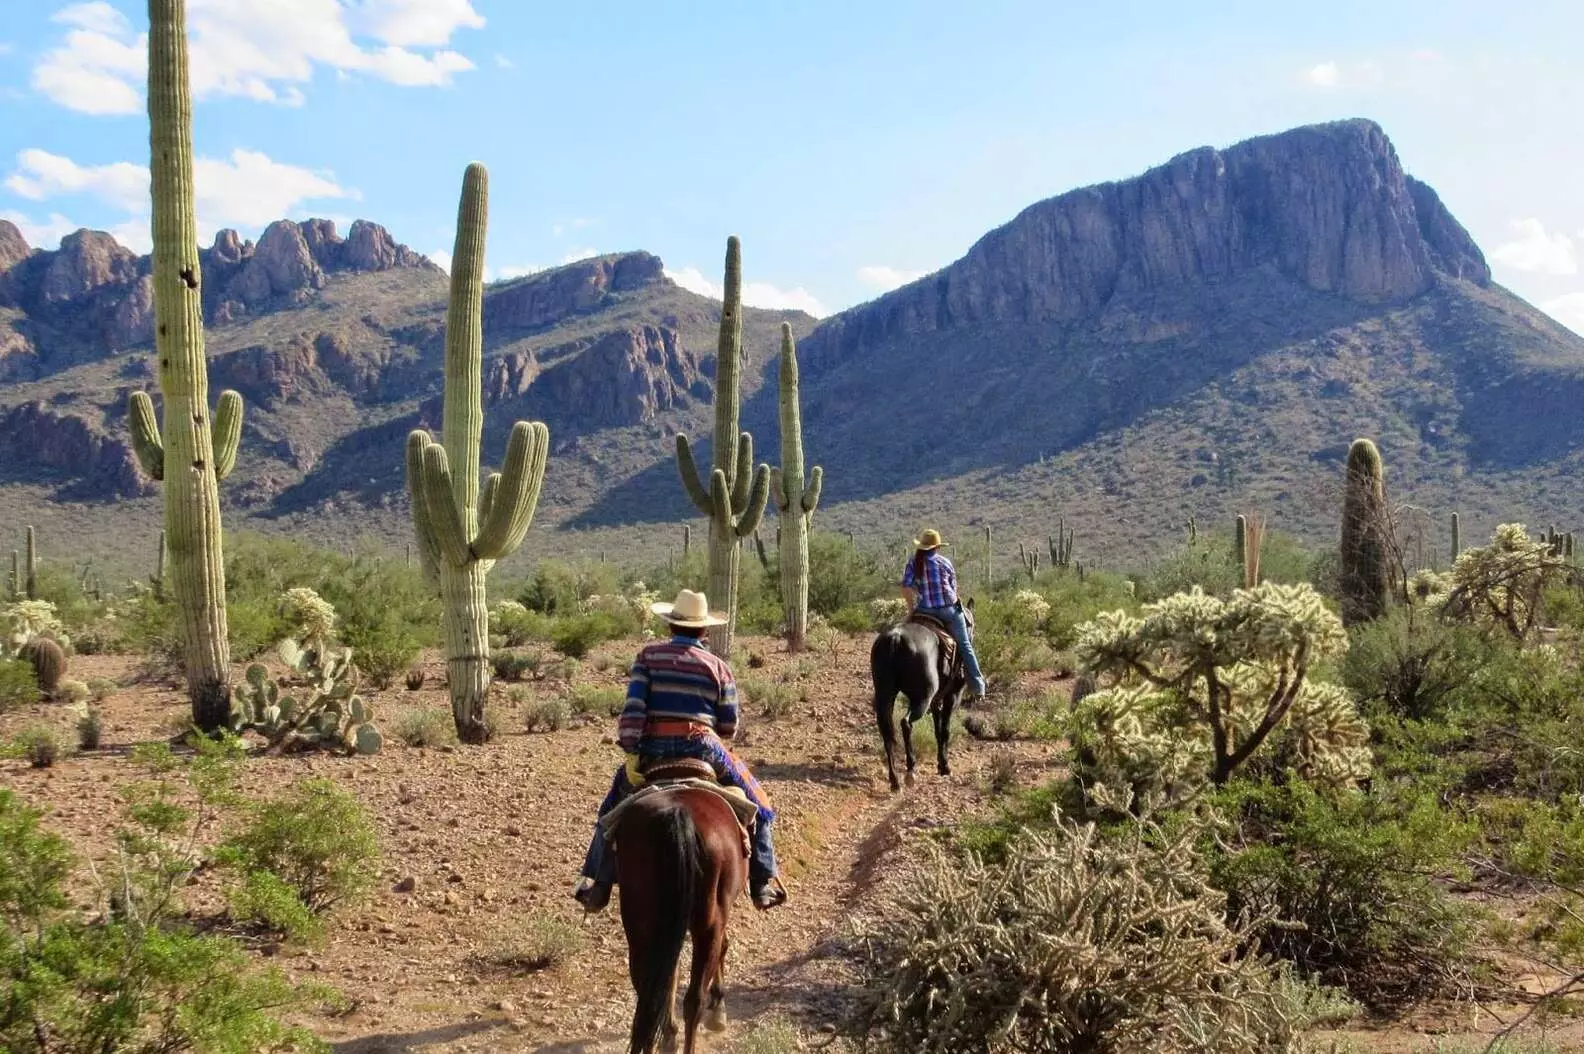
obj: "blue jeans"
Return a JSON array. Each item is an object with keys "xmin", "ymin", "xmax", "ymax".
[
  {"xmin": 580, "ymin": 741, "xmax": 779, "ymax": 888},
  {"xmin": 915, "ymin": 603, "xmax": 985, "ymax": 692}
]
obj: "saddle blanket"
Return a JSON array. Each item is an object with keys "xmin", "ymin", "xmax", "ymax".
[{"xmin": 599, "ymin": 778, "xmax": 759, "ymax": 843}]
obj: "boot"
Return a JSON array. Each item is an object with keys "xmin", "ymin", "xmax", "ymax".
[
  {"xmin": 572, "ymin": 877, "xmax": 612, "ymax": 914},
  {"xmin": 750, "ymin": 874, "xmax": 787, "ymax": 911}
]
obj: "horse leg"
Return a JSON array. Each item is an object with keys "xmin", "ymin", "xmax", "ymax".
[
  {"xmin": 874, "ymin": 687, "xmax": 902, "ymax": 792},
  {"xmin": 935, "ymin": 691, "xmax": 957, "ymax": 777},
  {"xmin": 900, "ymin": 703, "xmax": 918, "ymax": 787},
  {"xmin": 659, "ymin": 964, "xmax": 681, "ymax": 1053},
  {"xmin": 704, "ymin": 933, "xmax": 729, "ymax": 1032}
]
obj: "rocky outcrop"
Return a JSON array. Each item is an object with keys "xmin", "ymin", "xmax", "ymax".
[
  {"xmin": 0, "ymin": 401, "xmax": 150, "ymax": 497},
  {"xmin": 801, "ymin": 119, "xmax": 1490, "ymax": 370},
  {"xmin": 0, "ymin": 221, "xmax": 30, "ymax": 276},
  {"xmin": 345, "ymin": 220, "xmax": 426, "ymax": 271},
  {"xmin": 494, "ymin": 324, "xmax": 708, "ymax": 427},
  {"xmin": 229, "ymin": 221, "xmax": 326, "ymax": 307},
  {"xmin": 483, "ymin": 252, "xmax": 665, "ymax": 336},
  {"xmin": 39, "ymin": 231, "xmax": 141, "ymax": 305},
  {"xmin": 208, "ymin": 337, "xmax": 325, "ymax": 407}
]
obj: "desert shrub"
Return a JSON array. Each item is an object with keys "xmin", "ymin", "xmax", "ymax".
[
  {"xmin": 75, "ymin": 704, "xmax": 102, "ymax": 750},
  {"xmin": 347, "ymin": 623, "xmax": 420, "ymax": 690},
  {"xmin": 492, "ymin": 648, "xmax": 542, "ymax": 682},
  {"xmin": 525, "ymin": 697, "xmax": 571, "ymax": 732},
  {"xmin": 1135, "ymin": 533, "xmax": 1242, "ymax": 602},
  {"xmin": 741, "ymin": 675, "xmax": 796, "ymax": 720},
  {"xmin": 1206, "ymin": 778, "xmax": 1474, "ymax": 1009},
  {"xmin": 226, "ymin": 596, "xmax": 287, "ymax": 660},
  {"xmin": 473, "ymin": 916, "xmax": 585, "ymax": 974},
  {"xmin": 1472, "ymin": 796, "xmax": 1584, "ymax": 962},
  {"xmin": 0, "ymin": 759, "xmax": 332, "ymax": 1053},
  {"xmin": 847, "ymin": 807, "xmax": 1296, "ymax": 1053},
  {"xmin": 391, "ymin": 708, "xmax": 456, "ymax": 748},
  {"xmin": 0, "ymin": 658, "xmax": 39, "ymax": 710},
  {"xmin": 404, "ymin": 666, "xmax": 425, "ymax": 690},
  {"xmin": 519, "ymin": 559, "xmax": 623, "ymax": 616},
  {"xmin": 731, "ymin": 1014, "xmax": 801, "ymax": 1054},
  {"xmin": 828, "ymin": 603, "xmax": 873, "ymax": 635},
  {"xmin": 1342, "ymin": 606, "xmax": 1498, "ymax": 721},
  {"xmin": 86, "ymin": 676, "xmax": 117, "ymax": 701},
  {"xmin": 550, "ymin": 612, "xmax": 626, "ymax": 659},
  {"xmin": 217, "ymin": 778, "xmax": 379, "ymax": 934},
  {"xmin": 985, "ymin": 751, "xmax": 1018, "ymax": 796},
  {"xmin": 570, "ymin": 683, "xmax": 626, "ymax": 719},
  {"xmin": 11, "ymin": 724, "xmax": 67, "ymax": 768},
  {"xmin": 54, "ymin": 678, "xmax": 89, "ymax": 705},
  {"xmin": 490, "ymin": 599, "xmax": 550, "ymax": 646}
]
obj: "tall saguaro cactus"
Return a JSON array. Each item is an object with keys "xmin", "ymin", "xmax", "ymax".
[
  {"xmin": 675, "ymin": 236, "xmax": 771, "ymax": 658},
  {"xmin": 1339, "ymin": 438, "xmax": 1389, "ymax": 626},
  {"xmin": 126, "ymin": 0, "xmax": 245, "ymax": 731},
  {"xmin": 406, "ymin": 163, "xmax": 550, "ymax": 744},
  {"xmin": 771, "ymin": 323, "xmax": 822, "ymax": 652}
]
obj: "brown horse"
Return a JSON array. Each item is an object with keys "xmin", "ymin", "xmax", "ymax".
[{"xmin": 614, "ymin": 785, "xmax": 747, "ymax": 1054}]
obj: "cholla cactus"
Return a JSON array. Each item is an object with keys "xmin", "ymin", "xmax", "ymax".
[
  {"xmin": 1074, "ymin": 582, "xmax": 1362, "ymax": 789},
  {"xmin": 2, "ymin": 599, "xmax": 64, "ymax": 653},
  {"xmin": 1405, "ymin": 568, "xmax": 1453, "ymax": 608},
  {"xmin": 1011, "ymin": 588, "xmax": 1051, "ymax": 624},
  {"xmin": 1442, "ymin": 523, "xmax": 1569, "ymax": 640},
  {"xmin": 846, "ymin": 807, "xmax": 1296, "ymax": 1053},
  {"xmin": 282, "ymin": 587, "xmax": 337, "ymax": 653},
  {"xmin": 868, "ymin": 596, "xmax": 909, "ymax": 629}
]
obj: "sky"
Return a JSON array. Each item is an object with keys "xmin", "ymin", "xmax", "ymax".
[{"xmin": 1, "ymin": 0, "xmax": 1583, "ymax": 332}]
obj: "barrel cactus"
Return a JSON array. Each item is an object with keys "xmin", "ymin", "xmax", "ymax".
[
  {"xmin": 125, "ymin": 0, "xmax": 246, "ymax": 732},
  {"xmin": 406, "ymin": 163, "xmax": 550, "ymax": 744},
  {"xmin": 771, "ymin": 323, "xmax": 822, "ymax": 651},
  {"xmin": 20, "ymin": 637, "xmax": 65, "ymax": 699},
  {"xmin": 1339, "ymin": 439, "xmax": 1389, "ymax": 626},
  {"xmin": 675, "ymin": 236, "xmax": 771, "ymax": 658}
]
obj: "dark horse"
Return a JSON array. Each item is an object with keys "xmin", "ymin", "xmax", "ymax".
[
  {"xmin": 614, "ymin": 782, "xmax": 748, "ymax": 1054},
  {"xmin": 869, "ymin": 600, "xmax": 974, "ymax": 791}
]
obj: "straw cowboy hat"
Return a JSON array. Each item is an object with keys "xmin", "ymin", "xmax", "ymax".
[
  {"xmin": 912, "ymin": 528, "xmax": 949, "ymax": 551},
  {"xmin": 649, "ymin": 588, "xmax": 729, "ymax": 627}
]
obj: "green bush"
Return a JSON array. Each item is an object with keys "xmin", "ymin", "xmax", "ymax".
[
  {"xmin": 391, "ymin": 708, "xmax": 456, "ymax": 748},
  {"xmin": 1206, "ymin": 778, "xmax": 1474, "ymax": 1009},
  {"xmin": 518, "ymin": 559, "xmax": 623, "ymax": 616},
  {"xmin": 226, "ymin": 596, "xmax": 287, "ymax": 661},
  {"xmin": 492, "ymin": 649, "xmax": 543, "ymax": 682},
  {"xmin": 740, "ymin": 675, "xmax": 796, "ymax": 719},
  {"xmin": 0, "ymin": 658, "xmax": 39, "ymax": 710},
  {"xmin": 1342, "ymin": 606, "xmax": 1497, "ymax": 721},
  {"xmin": 217, "ymin": 778, "xmax": 379, "ymax": 934},
  {"xmin": 549, "ymin": 612, "xmax": 626, "ymax": 659},
  {"xmin": 346, "ymin": 623, "xmax": 420, "ymax": 690},
  {"xmin": 0, "ymin": 777, "xmax": 332, "ymax": 1053},
  {"xmin": 570, "ymin": 683, "xmax": 625, "ymax": 719},
  {"xmin": 75, "ymin": 706, "xmax": 102, "ymax": 751},
  {"xmin": 473, "ymin": 916, "xmax": 585, "ymax": 974},
  {"xmin": 524, "ymin": 697, "xmax": 570, "ymax": 732},
  {"xmin": 11, "ymin": 724, "xmax": 67, "ymax": 768},
  {"xmin": 1135, "ymin": 534, "xmax": 1242, "ymax": 602}
]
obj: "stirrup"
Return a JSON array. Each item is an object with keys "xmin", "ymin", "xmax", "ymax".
[{"xmin": 751, "ymin": 876, "xmax": 787, "ymax": 911}]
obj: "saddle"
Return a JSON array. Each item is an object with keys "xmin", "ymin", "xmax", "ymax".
[
  {"xmin": 906, "ymin": 611, "xmax": 959, "ymax": 676},
  {"xmin": 599, "ymin": 761, "xmax": 759, "ymax": 852}
]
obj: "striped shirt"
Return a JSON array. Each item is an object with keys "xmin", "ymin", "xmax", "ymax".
[
  {"xmin": 902, "ymin": 551, "xmax": 958, "ymax": 609},
  {"xmin": 618, "ymin": 635, "xmax": 739, "ymax": 752}
]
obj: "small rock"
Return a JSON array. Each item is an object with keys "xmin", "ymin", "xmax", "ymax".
[
  {"xmin": 393, "ymin": 875, "xmax": 417, "ymax": 893},
  {"xmin": 495, "ymin": 998, "xmax": 516, "ymax": 1012},
  {"xmin": 503, "ymin": 824, "xmax": 523, "ymax": 837}
]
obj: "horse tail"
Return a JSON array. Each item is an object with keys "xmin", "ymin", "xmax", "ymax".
[
  {"xmin": 628, "ymin": 800, "xmax": 700, "ymax": 1054},
  {"xmin": 870, "ymin": 631, "xmax": 897, "ymax": 705}
]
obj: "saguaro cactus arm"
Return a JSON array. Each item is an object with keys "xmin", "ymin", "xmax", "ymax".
[
  {"xmin": 802, "ymin": 464, "xmax": 823, "ymax": 515},
  {"xmin": 128, "ymin": 391, "xmax": 165, "ymax": 480},
  {"xmin": 212, "ymin": 390, "xmax": 244, "ymax": 480},
  {"xmin": 473, "ymin": 421, "xmax": 549, "ymax": 559},
  {"xmin": 406, "ymin": 430, "xmax": 443, "ymax": 588},
  {"xmin": 676, "ymin": 434, "xmax": 714, "ymax": 514},
  {"xmin": 734, "ymin": 463, "xmax": 772, "ymax": 538},
  {"xmin": 730, "ymin": 432, "xmax": 755, "ymax": 512},
  {"xmin": 417, "ymin": 442, "xmax": 472, "ymax": 567}
]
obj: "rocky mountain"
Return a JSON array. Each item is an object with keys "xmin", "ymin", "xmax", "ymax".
[{"xmin": 3, "ymin": 118, "xmax": 1583, "ymax": 577}]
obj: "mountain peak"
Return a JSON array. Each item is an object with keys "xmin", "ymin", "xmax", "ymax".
[
  {"xmin": 803, "ymin": 119, "xmax": 1488, "ymax": 369},
  {"xmin": 0, "ymin": 221, "xmax": 30, "ymax": 276}
]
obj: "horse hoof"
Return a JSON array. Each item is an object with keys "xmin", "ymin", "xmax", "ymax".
[
  {"xmin": 904, "ymin": 771, "xmax": 916, "ymax": 787},
  {"xmin": 660, "ymin": 1036, "xmax": 679, "ymax": 1054},
  {"xmin": 705, "ymin": 1006, "xmax": 729, "ymax": 1032},
  {"xmin": 939, "ymin": 765, "xmax": 951, "ymax": 777}
]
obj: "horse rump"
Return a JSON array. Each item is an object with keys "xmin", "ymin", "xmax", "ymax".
[{"xmin": 621, "ymin": 796, "xmax": 701, "ymax": 1053}]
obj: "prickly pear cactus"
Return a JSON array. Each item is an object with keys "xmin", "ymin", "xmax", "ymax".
[{"xmin": 230, "ymin": 644, "xmax": 382, "ymax": 755}]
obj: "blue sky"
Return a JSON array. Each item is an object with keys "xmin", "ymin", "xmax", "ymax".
[{"xmin": 1, "ymin": 1, "xmax": 1582, "ymax": 331}]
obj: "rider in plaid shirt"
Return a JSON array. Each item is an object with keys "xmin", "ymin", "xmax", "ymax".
[{"xmin": 901, "ymin": 528, "xmax": 986, "ymax": 698}]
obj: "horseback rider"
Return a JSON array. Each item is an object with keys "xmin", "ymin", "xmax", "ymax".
[
  {"xmin": 573, "ymin": 588, "xmax": 789, "ymax": 914},
  {"xmin": 900, "ymin": 529, "xmax": 987, "ymax": 699}
]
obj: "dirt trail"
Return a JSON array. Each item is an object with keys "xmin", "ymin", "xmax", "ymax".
[{"xmin": 0, "ymin": 638, "xmax": 1066, "ymax": 1054}]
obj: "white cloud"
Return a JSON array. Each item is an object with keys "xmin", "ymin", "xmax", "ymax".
[
  {"xmin": 0, "ymin": 43, "xmax": 15, "ymax": 57},
  {"xmin": 4, "ymin": 147, "xmax": 353, "ymax": 252},
  {"xmin": 0, "ymin": 210, "xmax": 81, "ymax": 251},
  {"xmin": 665, "ymin": 265, "xmax": 828, "ymax": 318},
  {"xmin": 494, "ymin": 53, "xmax": 513, "ymax": 69},
  {"xmin": 426, "ymin": 247, "xmax": 451, "ymax": 273},
  {"xmin": 1542, "ymin": 293, "xmax": 1584, "ymax": 337},
  {"xmin": 33, "ymin": 0, "xmax": 485, "ymax": 115},
  {"xmin": 559, "ymin": 247, "xmax": 600, "ymax": 264},
  {"xmin": 1491, "ymin": 218, "xmax": 1577, "ymax": 276},
  {"xmin": 856, "ymin": 264, "xmax": 925, "ymax": 292},
  {"xmin": 1307, "ymin": 61, "xmax": 1339, "ymax": 88}
]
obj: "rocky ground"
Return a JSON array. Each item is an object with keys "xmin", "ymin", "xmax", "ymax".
[{"xmin": 2, "ymin": 635, "xmax": 1579, "ymax": 1053}]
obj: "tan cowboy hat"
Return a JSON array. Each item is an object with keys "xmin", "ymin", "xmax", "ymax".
[
  {"xmin": 649, "ymin": 588, "xmax": 729, "ymax": 627},
  {"xmin": 912, "ymin": 528, "xmax": 948, "ymax": 550}
]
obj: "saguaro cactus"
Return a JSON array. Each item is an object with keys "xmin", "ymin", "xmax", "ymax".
[
  {"xmin": 675, "ymin": 236, "xmax": 771, "ymax": 658},
  {"xmin": 1233, "ymin": 515, "xmax": 1247, "ymax": 573},
  {"xmin": 1339, "ymin": 438, "xmax": 1389, "ymax": 626},
  {"xmin": 1450, "ymin": 511, "xmax": 1461, "ymax": 562},
  {"xmin": 126, "ymin": 0, "xmax": 245, "ymax": 731},
  {"xmin": 24, "ymin": 526, "xmax": 36, "ymax": 599},
  {"xmin": 771, "ymin": 324, "xmax": 823, "ymax": 652},
  {"xmin": 406, "ymin": 163, "xmax": 550, "ymax": 744}
]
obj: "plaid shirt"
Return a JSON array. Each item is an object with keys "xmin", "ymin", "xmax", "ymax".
[
  {"xmin": 617, "ymin": 636, "xmax": 739, "ymax": 752},
  {"xmin": 901, "ymin": 551, "xmax": 958, "ymax": 609}
]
